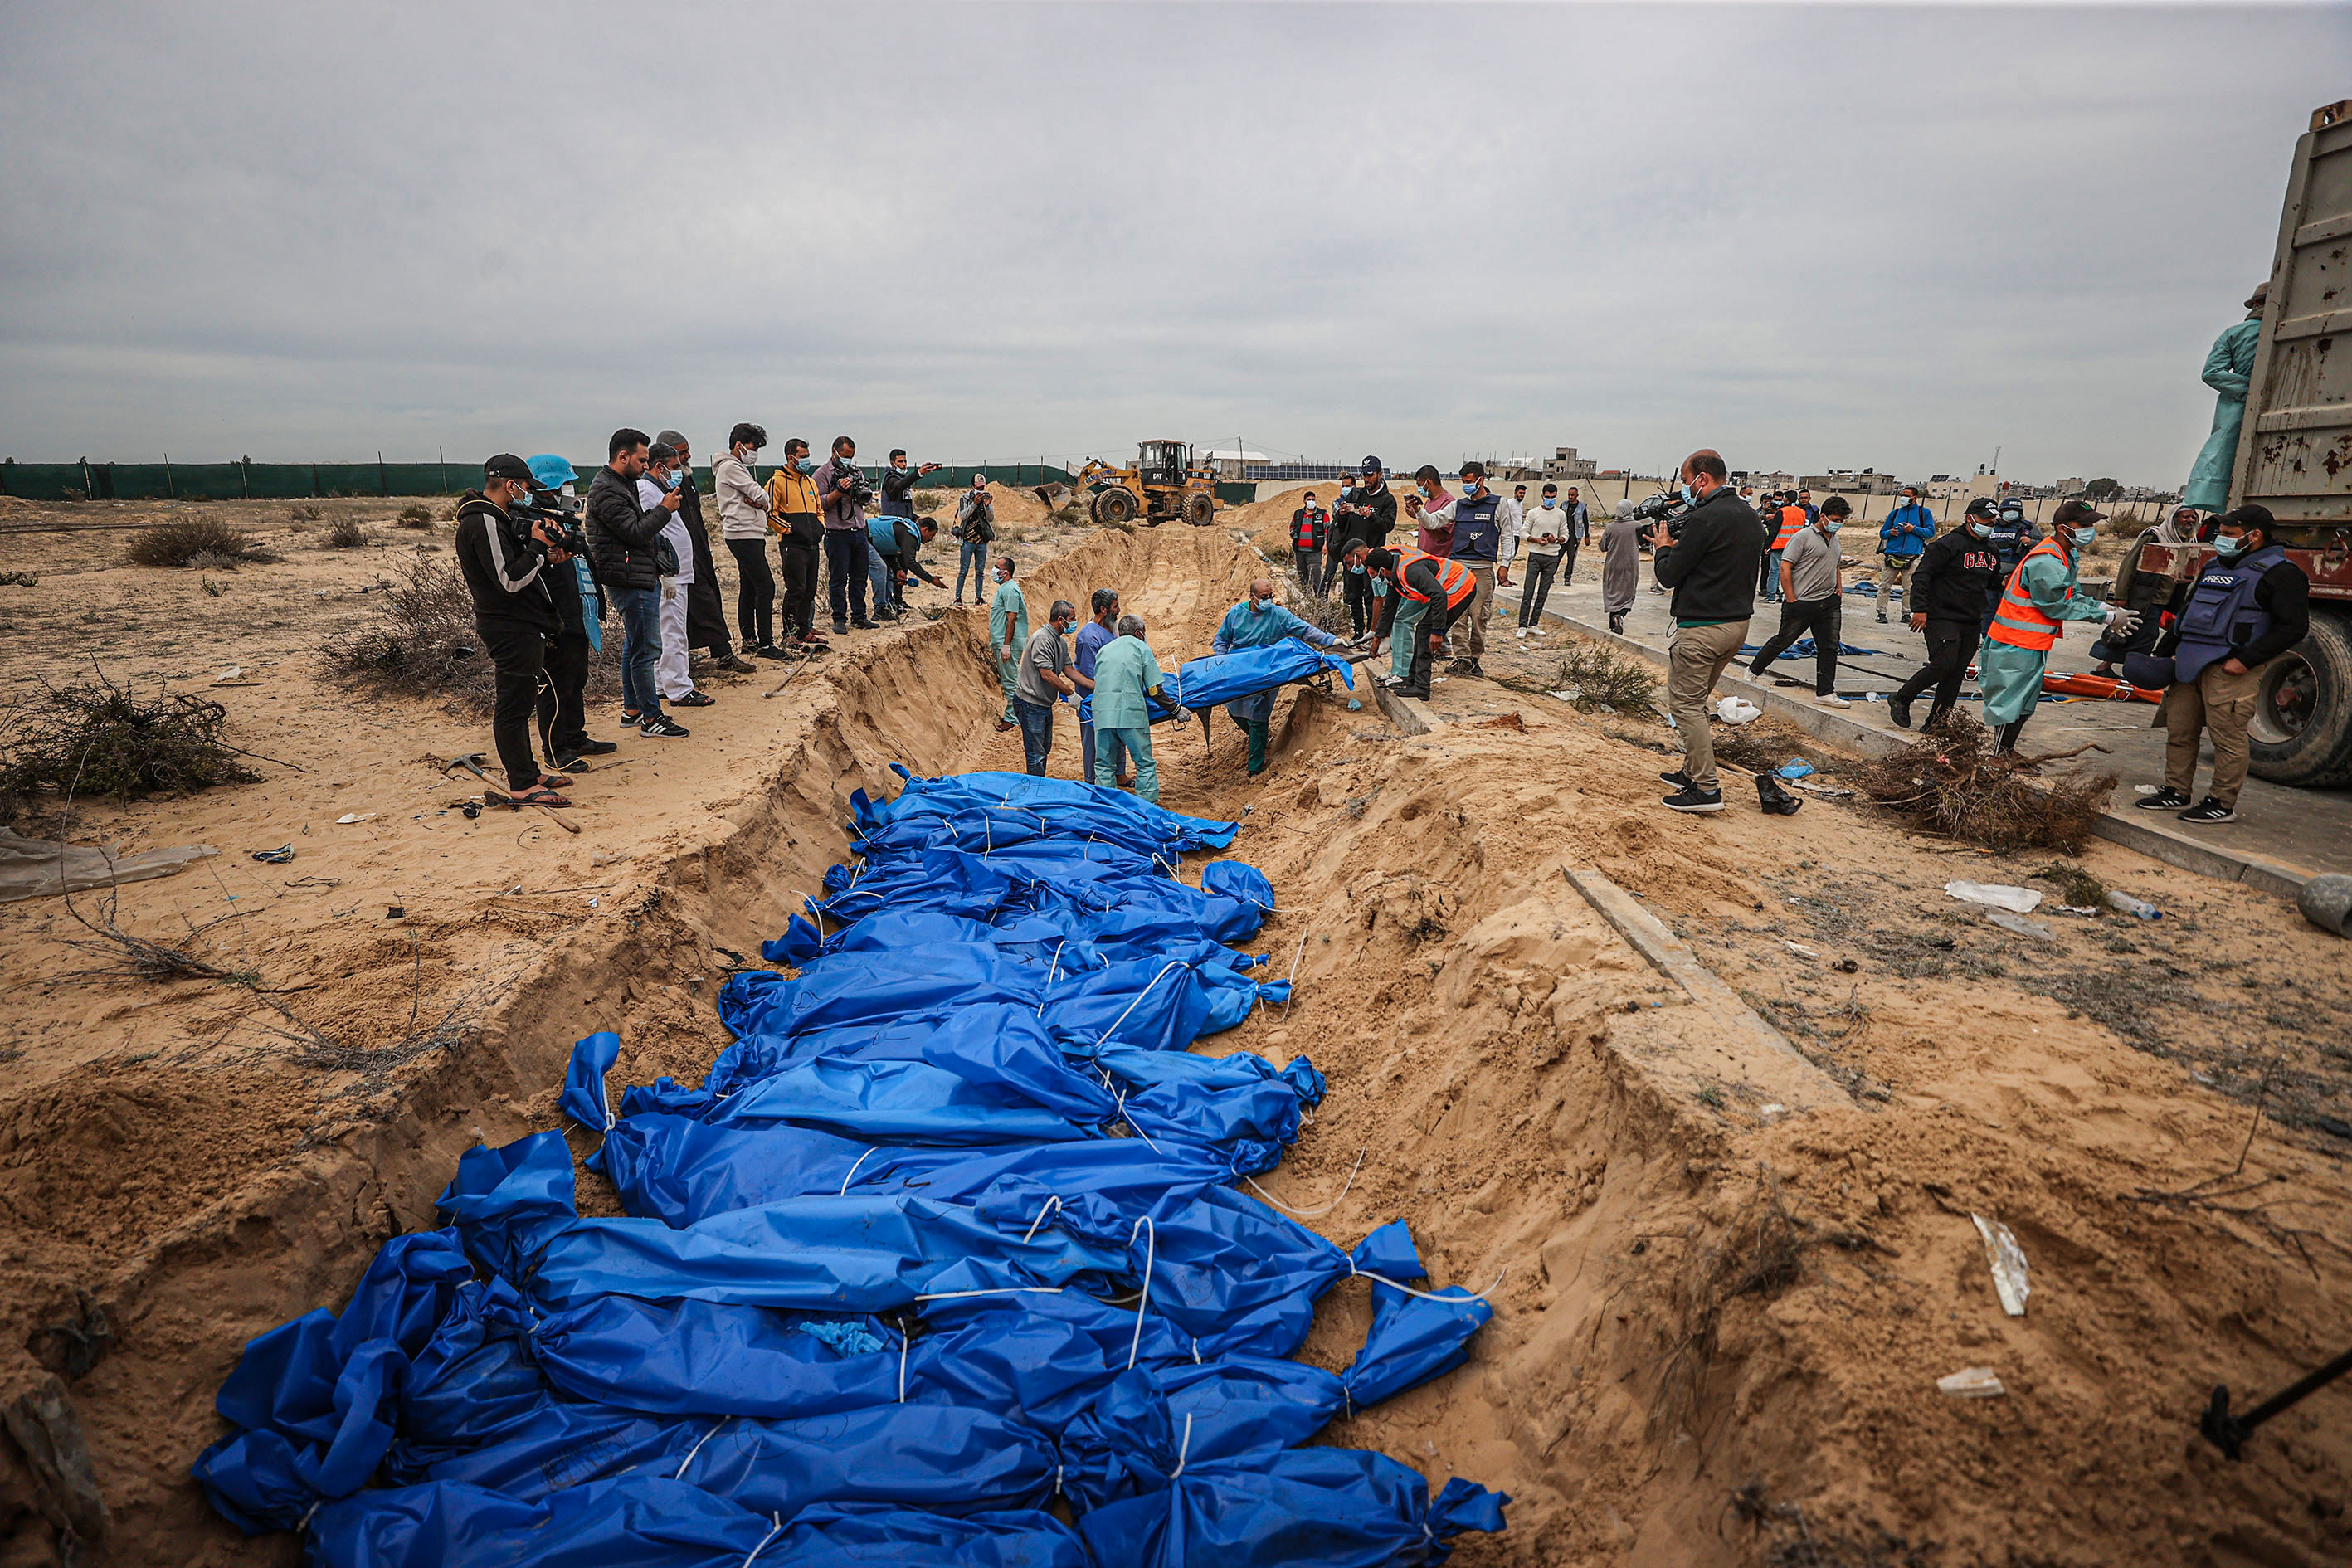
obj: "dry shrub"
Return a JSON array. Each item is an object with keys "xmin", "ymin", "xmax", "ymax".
[
  {"xmin": 288, "ymin": 503, "xmax": 322, "ymax": 523},
  {"xmin": 124, "ymin": 518, "xmax": 275, "ymax": 569},
  {"xmin": 1497, "ymin": 635, "xmax": 1659, "ymax": 716},
  {"xmin": 0, "ymin": 670, "xmax": 260, "ymax": 820},
  {"xmin": 1853, "ymin": 711, "xmax": 2114, "ymax": 853},
  {"xmin": 2032, "ymin": 859, "xmax": 2107, "ymax": 908},
  {"xmin": 1653, "ymin": 1170, "xmax": 1815, "ymax": 1443},
  {"xmin": 321, "ymin": 554, "xmax": 619, "ymax": 714},
  {"xmin": 1279, "ymin": 569, "xmax": 1352, "ymax": 639},
  {"xmin": 321, "ymin": 516, "xmax": 370, "ymax": 549},
  {"xmin": 395, "ymin": 504, "xmax": 434, "ymax": 529},
  {"xmin": 1710, "ymin": 717, "xmax": 1812, "ymax": 775}
]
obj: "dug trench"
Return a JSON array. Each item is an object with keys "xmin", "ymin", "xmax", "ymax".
[{"xmin": 3, "ymin": 514, "xmax": 2349, "ymax": 1566}]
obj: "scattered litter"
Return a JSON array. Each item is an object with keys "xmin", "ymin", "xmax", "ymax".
[
  {"xmin": 1473, "ymin": 713, "xmax": 1525, "ymax": 732},
  {"xmin": 1984, "ymin": 908, "xmax": 2053, "ymax": 939},
  {"xmin": 1972, "ymin": 1215, "xmax": 2031, "ymax": 1316},
  {"xmin": 2053, "ymin": 904, "xmax": 2099, "ymax": 918},
  {"xmin": 588, "ymin": 850, "xmax": 631, "ymax": 866},
  {"xmin": 0, "ymin": 827, "xmax": 219, "ymax": 904},
  {"xmin": 1789, "ymin": 779, "xmax": 1855, "ymax": 799},
  {"xmin": 460, "ymin": 802, "xmax": 480, "ymax": 820},
  {"xmin": 1784, "ymin": 940, "xmax": 1819, "ymax": 959},
  {"xmin": 2105, "ymin": 889, "xmax": 2162, "ymax": 921},
  {"xmin": 1776, "ymin": 759, "xmax": 1815, "ymax": 780},
  {"xmin": 1758, "ymin": 1102, "xmax": 1790, "ymax": 1125},
  {"xmin": 2133, "ymin": 782, "xmax": 2160, "ymax": 795},
  {"xmin": 247, "ymin": 845, "xmax": 295, "ymax": 864},
  {"xmin": 283, "ymin": 875, "xmax": 340, "ymax": 890},
  {"xmin": 1834, "ymin": 957, "xmax": 1858, "ymax": 974},
  {"xmin": 1945, "ymin": 881, "xmax": 2042, "ymax": 913},
  {"xmin": 1937, "ymin": 1366, "xmax": 2006, "ymax": 1399},
  {"xmin": 1755, "ymin": 775, "xmax": 1803, "ymax": 816},
  {"xmin": 384, "ymin": 904, "xmax": 405, "ymax": 918},
  {"xmin": 334, "ymin": 813, "xmax": 374, "ymax": 825},
  {"xmin": 1547, "ymin": 689, "xmax": 1578, "ymax": 703},
  {"xmin": 1716, "ymin": 696, "xmax": 1763, "ymax": 724}
]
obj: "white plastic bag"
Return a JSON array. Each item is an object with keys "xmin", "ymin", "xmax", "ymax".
[
  {"xmin": 1716, "ymin": 696, "xmax": 1762, "ymax": 724},
  {"xmin": 1945, "ymin": 880, "xmax": 2042, "ymax": 913}
]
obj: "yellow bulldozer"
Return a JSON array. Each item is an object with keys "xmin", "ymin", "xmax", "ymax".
[{"xmin": 1035, "ymin": 439, "xmax": 1219, "ymax": 528}]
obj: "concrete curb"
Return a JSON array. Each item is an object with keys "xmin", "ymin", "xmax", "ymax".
[
  {"xmin": 1371, "ymin": 679, "xmax": 1443, "ymax": 736},
  {"xmin": 1532, "ymin": 605, "xmax": 2318, "ymax": 897}
]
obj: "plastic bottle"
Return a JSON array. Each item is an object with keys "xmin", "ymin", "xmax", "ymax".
[{"xmin": 2106, "ymin": 889, "xmax": 2161, "ymax": 920}]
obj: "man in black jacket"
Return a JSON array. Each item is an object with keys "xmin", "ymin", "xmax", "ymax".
[
  {"xmin": 1327, "ymin": 457, "xmax": 1397, "ymax": 639},
  {"xmin": 1887, "ymin": 499, "xmax": 2007, "ymax": 731},
  {"xmin": 586, "ymin": 427, "xmax": 691, "ymax": 737},
  {"xmin": 455, "ymin": 455, "xmax": 572, "ymax": 805},
  {"xmin": 1655, "ymin": 450, "xmax": 1765, "ymax": 812},
  {"xmin": 655, "ymin": 431, "xmax": 753, "ymax": 674}
]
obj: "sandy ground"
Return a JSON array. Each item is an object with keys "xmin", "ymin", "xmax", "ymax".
[{"xmin": 1, "ymin": 492, "xmax": 2348, "ymax": 1566}]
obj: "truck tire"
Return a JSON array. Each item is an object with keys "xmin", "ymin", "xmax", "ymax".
[
  {"xmin": 1092, "ymin": 487, "xmax": 1137, "ymax": 527},
  {"xmin": 2248, "ymin": 608, "xmax": 2352, "ymax": 787},
  {"xmin": 1181, "ymin": 491, "xmax": 1215, "ymax": 528}
]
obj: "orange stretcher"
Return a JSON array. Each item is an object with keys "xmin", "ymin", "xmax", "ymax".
[{"xmin": 2040, "ymin": 671, "xmax": 2161, "ymax": 704}]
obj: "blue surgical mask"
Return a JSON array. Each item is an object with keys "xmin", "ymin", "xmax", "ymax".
[
  {"xmin": 2066, "ymin": 525, "xmax": 2098, "ymax": 546},
  {"xmin": 659, "ymin": 469, "xmax": 679, "ymax": 491},
  {"xmin": 1821, "ymin": 519, "xmax": 1843, "ymax": 533},
  {"xmin": 1372, "ymin": 578, "xmax": 1389, "ymax": 597},
  {"xmin": 796, "ymin": 458, "xmax": 816, "ymax": 475},
  {"xmin": 2213, "ymin": 534, "xmax": 2247, "ymax": 560},
  {"xmin": 1969, "ymin": 522, "xmax": 1994, "ymax": 539},
  {"xmin": 1541, "ymin": 499, "xmax": 1556, "ymax": 509},
  {"xmin": 1678, "ymin": 483, "xmax": 1697, "ymax": 505}
]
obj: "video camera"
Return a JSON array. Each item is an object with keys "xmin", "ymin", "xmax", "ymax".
[
  {"xmin": 510, "ymin": 488, "xmax": 588, "ymax": 558},
  {"xmin": 830, "ymin": 462, "xmax": 876, "ymax": 509},
  {"xmin": 1627, "ymin": 489, "xmax": 1686, "ymax": 525}
]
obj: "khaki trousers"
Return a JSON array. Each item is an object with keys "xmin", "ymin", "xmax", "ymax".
[
  {"xmin": 1668, "ymin": 620, "xmax": 1751, "ymax": 791},
  {"xmin": 2161, "ymin": 660, "xmax": 2262, "ymax": 807},
  {"xmin": 1876, "ymin": 554, "xmax": 1915, "ymax": 614},
  {"xmin": 1461, "ymin": 565, "xmax": 1494, "ymax": 658}
]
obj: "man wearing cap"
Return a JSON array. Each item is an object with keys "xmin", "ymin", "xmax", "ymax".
[
  {"xmin": 656, "ymin": 431, "xmax": 752, "ymax": 674},
  {"xmin": 2182, "ymin": 284, "xmax": 2268, "ymax": 514},
  {"xmin": 1979, "ymin": 499, "xmax": 2139, "ymax": 754},
  {"xmin": 1656, "ymin": 450, "xmax": 1765, "ymax": 813},
  {"xmin": 1327, "ymin": 458, "xmax": 1396, "ymax": 639},
  {"xmin": 1875, "ymin": 485, "xmax": 1936, "ymax": 626},
  {"xmin": 2138, "ymin": 504, "xmax": 2308, "ymax": 824},
  {"xmin": 455, "ymin": 455, "xmax": 573, "ymax": 806},
  {"xmin": 1405, "ymin": 461, "xmax": 1503, "ymax": 675},
  {"xmin": 521, "ymin": 454, "xmax": 613, "ymax": 769},
  {"xmin": 1887, "ymin": 498, "xmax": 2006, "ymax": 732}
]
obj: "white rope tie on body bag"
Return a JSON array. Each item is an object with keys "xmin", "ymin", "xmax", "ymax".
[
  {"xmin": 1244, "ymin": 1146, "xmax": 1367, "ymax": 1220},
  {"xmin": 1127, "ymin": 1216, "xmax": 1157, "ymax": 1369},
  {"xmin": 742, "ymin": 1512, "xmax": 785, "ymax": 1566},
  {"xmin": 1020, "ymin": 1196, "xmax": 1064, "ymax": 1243},
  {"xmin": 1096, "ymin": 961, "xmax": 1191, "ymax": 1050},
  {"xmin": 1344, "ymin": 1259, "xmax": 1508, "ymax": 1305},
  {"xmin": 674, "ymin": 1416, "xmax": 730, "ymax": 1479},
  {"xmin": 1169, "ymin": 1411, "xmax": 1195, "ymax": 1479},
  {"xmin": 837, "ymin": 1147, "xmax": 877, "ymax": 1195}
]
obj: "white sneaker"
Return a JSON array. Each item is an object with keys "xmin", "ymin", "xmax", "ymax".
[
  {"xmin": 1513, "ymin": 628, "xmax": 1528, "ymax": 640},
  {"xmin": 1814, "ymin": 694, "xmax": 1851, "ymax": 709}
]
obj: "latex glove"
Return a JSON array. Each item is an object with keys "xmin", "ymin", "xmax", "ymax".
[{"xmin": 2104, "ymin": 607, "xmax": 2141, "ymax": 639}]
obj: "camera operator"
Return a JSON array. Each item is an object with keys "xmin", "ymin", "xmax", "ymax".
[
  {"xmin": 522, "ymin": 455, "xmax": 616, "ymax": 769},
  {"xmin": 455, "ymin": 455, "xmax": 572, "ymax": 806},
  {"xmin": 819, "ymin": 435, "xmax": 879, "ymax": 633},
  {"xmin": 1654, "ymin": 450, "xmax": 1765, "ymax": 813},
  {"xmin": 587, "ymin": 427, "xmax": 689, "ymax": 737},
  {"xmin": 952, "ymin": 474, "xmax": 996, "ymax": 605}
]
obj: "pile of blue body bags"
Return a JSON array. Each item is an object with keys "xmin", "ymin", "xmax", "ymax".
[{"xmin": 193, "ymin": 768, "xmax": 1507, "ymax": 1566}]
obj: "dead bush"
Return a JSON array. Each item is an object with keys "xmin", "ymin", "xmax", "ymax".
[
  {"xmin": 1653, "ymin": 1169, "xmax": 1818, "ymax": 1443},
  {"xmin": 1497, "ymin": 635, "xmax": 1658, "ymax": 715},
  {"xmin": 395, "ymin": 504, "xmax": 434, "ymax": 528},
  {"xmin": 320, "ymin": 554, "xmax": 619, "ymax": 714},
  {"xmin": 0, "ymin": 670, "xmax": 260, "ymax": 821},
  {"xmin": 1710, "ymin": 718, "xmax": 1813, "ymax": 776},
  {"xmin": 288, "ymin": 503, "xmax": 322, "ymax": 523},
  {"xmin": 124, "ymin": 519, "xmax": 275, "ymax": 569},
  {"xmin": 321, "ymin": 516, "xmax": 370, "ymax": 549},
  {"xmin": 1853, "ymin": 712, "xmax": 2114, "ymax": 853},
  {"xmin": 1279, "ymin": 571, "xmax": 1352, "ymax": 639}
]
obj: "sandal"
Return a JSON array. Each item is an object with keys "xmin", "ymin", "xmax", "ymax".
[
  {"xmin": 512, "ymin": 785, "xmax": 572, "ymax": 807},
  {"xmin": 538, "ymin": 772, "xmax": 574, "ymax": 789}
]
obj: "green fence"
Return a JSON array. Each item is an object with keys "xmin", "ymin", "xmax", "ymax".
[{"xmin": 0, "ymin": 458, "xmax": 1081, "ymax": 503}]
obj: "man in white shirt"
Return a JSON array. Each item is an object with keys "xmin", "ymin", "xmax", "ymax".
[{"xmin": 640, "ymin": 441, "xmax": 713, "ymax": 709}]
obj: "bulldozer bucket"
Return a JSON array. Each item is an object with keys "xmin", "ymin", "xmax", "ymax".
[{"xmin": 1034, "ymin": 482, "xmax": 1071, "ymax": 510}]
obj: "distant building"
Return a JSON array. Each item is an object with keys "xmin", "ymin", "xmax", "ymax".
[
  {"xmin": 1799, "ymin": 469, "xmax": 1903, "ymax": 496},
  {"xmin": 2053, "ymin": 476, "xmax": 2088, "ymax": 498},
  {"xmin": 1541, "ymin": 446, "xmax": 1600, "ymax": 481},
  {"xmin": 1202, "ymin": 448, "xmax": 1270, "ymax": 480}
]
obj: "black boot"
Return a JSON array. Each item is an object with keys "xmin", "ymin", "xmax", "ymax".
[
  {"xmin": 1995, "ymin": 718, "xmax": 2026, "ymax": 753},
  {"xmin": 1923, "ymin": 703, "xmax": 1953, "ymax": 732},
  {"xmin": 1887, "ymin": 695, "xmax": 1914, "ymax": 729}
]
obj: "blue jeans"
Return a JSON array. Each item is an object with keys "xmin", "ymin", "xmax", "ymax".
[
  {"xmin": 1014, "ymin": 698, "xmax": 1054, "ymax": 776},
  {"xmin": 1080, "ymin": 720, "xmax": 1131, "ymax": 785},
  {"xmin": 1761, "ymin": 548, "xmax": 1783, "ymax": 603},
  {"xmin": 865, "ymin": 539, "xmax": 895, "ymax": 616},
  {"xmin": 1096, "ymin": 725, "xmax": 1157, "ymax": 802},
  {"xmin": 957, "ymin": 540, "xmax": 988, "ymax": 600},
  {"xmin": 823, "ymin": 528, "xmax": 868, "ymax": 624},
  {"xmin": 612, "ymin": 585, "xmax": 662, "ymax": 717}
]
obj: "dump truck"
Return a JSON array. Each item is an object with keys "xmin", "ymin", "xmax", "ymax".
[
  {"xmin": 2140, "ymin": 100, "xmax": 2352, "ymax": 786},
  {"xmin": 1035, "ymin": 441, "xmax": 1219, "ymax": 528}
]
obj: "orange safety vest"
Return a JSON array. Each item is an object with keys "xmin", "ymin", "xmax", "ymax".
[
  {"xmin": 1987, "ymin": 536, "xmax": 2074, "ymax": 651},
  {"xmin": 1770, "ymin": 505, "xmax": 1807, "ymax": 550},
  {"xmin": 1391, "ymin": 548, "xmax": 1475, "ymax": 607}
]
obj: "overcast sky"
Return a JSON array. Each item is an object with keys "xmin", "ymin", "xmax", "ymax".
[{"xmin": 2, "ymin": 2, "xmax": 2341, "ymax": 485}]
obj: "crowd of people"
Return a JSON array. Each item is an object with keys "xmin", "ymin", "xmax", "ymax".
[
  {"xmin": 1630, "ymin": 452, "xmax": 2306, "ymax": 824},
  {"xmin": 455, "ymin": 428, "xmax": 958, "ymax": 808},
  {"xmin": 455, "ymin": 430, "xmax": 2308, "ymax": 832}
]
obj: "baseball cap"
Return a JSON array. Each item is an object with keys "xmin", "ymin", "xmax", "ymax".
[
  {"xmin": 2053, "ymin": 499, "xmax": 2105, "ymax": 526},
  {"xmin": 1964, "ymin": 497, "xmax": 1999, "ymax": 519},
  {"xmin": 484, "ymin": 453, "xmax": 533, "ymax": 485},
  {"xmin": 1361, "ymin": 455, "xmax": 1382, "ymax": 474},
  {"xmin": 525, "ymin": 455, "xmax": 577, "ymax": 490}
]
